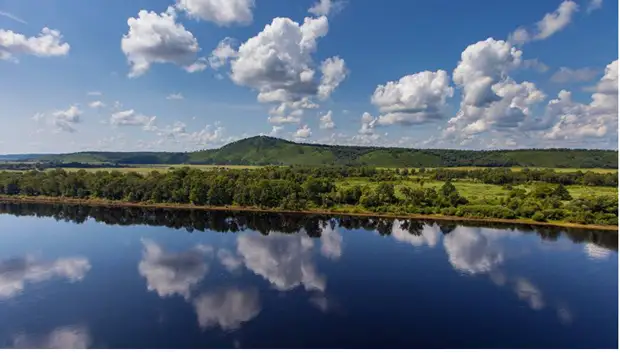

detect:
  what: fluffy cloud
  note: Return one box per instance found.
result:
[230,16,328,103]
[447,38,546,139]
[453,38,522,107]
[176,0,255,26]
[138,240,212,299]
[226,15,346,123]
[0,27,70,62]
[371,70,454,126]
[50,105,82,133]
[237,232,326,292]
[0,256,91,299]
[308,0,345,17]
[509,1,579,45]
[110,109,156,130]
[121,7,200,77]
[587,0,603,13]
[12,326,91,349]
[294,125,312,139]
[208,37,238,69]
[542,60,618,141]
[318,56,348,100]
[358,112,378,135]
[155,121,226,147]
[166,93,184,100]
[88,101,105,108]
[193,287,261,330]
[551,67,599,83]
[319,110,335,129]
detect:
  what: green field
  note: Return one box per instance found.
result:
[336,178,617,200]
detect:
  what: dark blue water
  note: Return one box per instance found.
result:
[0,203,617,349]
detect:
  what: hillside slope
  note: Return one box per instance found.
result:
[13,136,619,168]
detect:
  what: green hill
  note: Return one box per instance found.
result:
[14,136,619,168]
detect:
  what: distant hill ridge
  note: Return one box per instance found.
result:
[2,136,618,168]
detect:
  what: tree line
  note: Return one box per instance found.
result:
[0,166,616,225]
[428,167,617,187]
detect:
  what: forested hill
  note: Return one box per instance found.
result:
[9,136,619,168]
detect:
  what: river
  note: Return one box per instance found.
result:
[0,203,616,348]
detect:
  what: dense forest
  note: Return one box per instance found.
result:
[0,166,616,226]
[6,136,618,168]
[0,202,616,251]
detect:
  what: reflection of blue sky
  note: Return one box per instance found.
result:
[0,213,616,347]
[138,239,263,332]
[0,255,90,299]
[436,225,576,325]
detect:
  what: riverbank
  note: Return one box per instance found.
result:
[0,195,617,231]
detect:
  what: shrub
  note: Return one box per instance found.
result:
[532,212,546,222]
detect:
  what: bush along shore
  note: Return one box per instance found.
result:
[0,167,617,228]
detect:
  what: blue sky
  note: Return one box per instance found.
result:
[0,0,617,153]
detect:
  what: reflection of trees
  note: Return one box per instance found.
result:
[0,255,91,299]
[0,202,616,251]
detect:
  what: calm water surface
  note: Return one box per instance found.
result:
[0,203,617,349]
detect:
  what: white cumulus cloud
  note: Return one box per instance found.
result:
[0,27,70,62]
[208,37,238,69]
[371,70,454,126]
[294,125,312,139]
[542,60,617,141]
[110,109,156,130]
[121,7,201,77]
[88,101,105,108]
[319,110,335,129]
[50,105,82,133]
[176,0,255,26]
